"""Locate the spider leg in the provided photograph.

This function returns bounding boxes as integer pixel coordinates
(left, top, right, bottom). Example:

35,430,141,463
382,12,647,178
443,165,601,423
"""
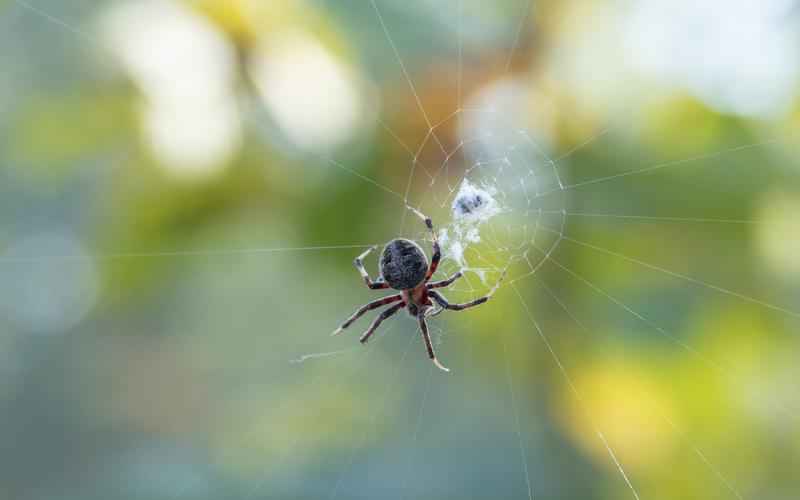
428,268,506,310
332,294,403,336
417,313,449,372
354,245,389,289
359,302,405,344
427,271,463,289
425,304,444,318
407,207,441,281
428,289,493,311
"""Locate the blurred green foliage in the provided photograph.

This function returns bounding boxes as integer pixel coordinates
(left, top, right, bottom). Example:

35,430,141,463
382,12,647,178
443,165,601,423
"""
1,1,799,499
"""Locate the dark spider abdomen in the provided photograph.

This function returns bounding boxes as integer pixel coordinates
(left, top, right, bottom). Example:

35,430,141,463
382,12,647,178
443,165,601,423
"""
380,238,428,290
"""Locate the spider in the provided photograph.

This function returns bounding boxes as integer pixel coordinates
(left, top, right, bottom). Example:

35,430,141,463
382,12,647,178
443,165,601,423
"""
332,207,501,372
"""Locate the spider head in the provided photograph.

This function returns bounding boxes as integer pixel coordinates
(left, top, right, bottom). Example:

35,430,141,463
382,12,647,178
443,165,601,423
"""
380,238,428,290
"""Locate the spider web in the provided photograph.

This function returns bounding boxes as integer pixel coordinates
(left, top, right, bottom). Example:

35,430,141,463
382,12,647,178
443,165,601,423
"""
389,105,568,299
1,1,800,500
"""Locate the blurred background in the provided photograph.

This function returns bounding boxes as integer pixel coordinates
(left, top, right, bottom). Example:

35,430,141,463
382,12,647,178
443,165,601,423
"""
1,0,800,499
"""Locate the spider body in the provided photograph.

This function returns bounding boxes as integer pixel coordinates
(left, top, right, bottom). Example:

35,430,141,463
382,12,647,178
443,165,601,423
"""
380,238,428,290
402,285,429,317
332,207,502,372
